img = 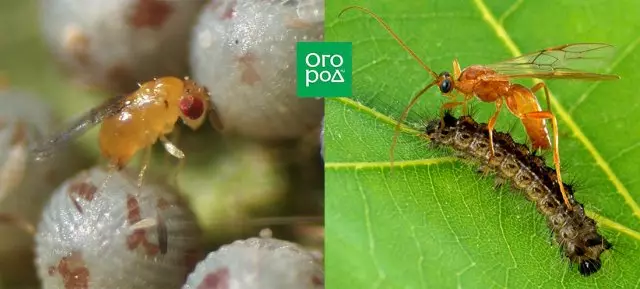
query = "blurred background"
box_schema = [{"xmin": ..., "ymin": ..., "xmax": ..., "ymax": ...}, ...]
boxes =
[{"xmin": 0, "ymin": 0, "xmax": 324, "ymax": 287}]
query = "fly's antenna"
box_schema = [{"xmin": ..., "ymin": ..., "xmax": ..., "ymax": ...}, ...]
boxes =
[
  {"xmin": 338, "ymin": 6, "xmax": 438, "ymax": 79},
  {"xmin": 389, "ymin": 82, "xmax": 436, "ymax": 173}
]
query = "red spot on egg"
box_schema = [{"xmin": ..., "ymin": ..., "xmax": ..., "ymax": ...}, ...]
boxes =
[
  {"xmin": 129, "ymin": 0, "xmax": 174, "ymax": 29},
  {"xmin": 197, "ymin": 267, "xmax": 230, "ymax": 289},
  {"xmin": 51, "ymin": 252, "xmax": 90, "ymax": 289},
  {"xmin": 67, "ymin": 180, "xmax": 98, "ymax": 213},
  {"xmin": 237, "ymin": 53, "xmax": 261, "ymax": 85},
  {"xmin": 179, "ymin": 95, "xmax": 205, "ymax": 120},
  {"xmin": 126, "ymin": 194, "xmax": 161, "ymax": 256},
  {"xmin": 68, "ymin": 182, "xmax": 98, "ymax": 201}
]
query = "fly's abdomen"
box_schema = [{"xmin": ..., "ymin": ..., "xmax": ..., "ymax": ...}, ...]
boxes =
[{"xmin": 98, "ymin": 108, "xmax": 153, "ymax": 168}]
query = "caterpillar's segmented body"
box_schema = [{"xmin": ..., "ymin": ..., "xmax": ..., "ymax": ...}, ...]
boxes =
[{"xmin": 425, "ymin": 112, "xmax": 611, "ymax": 276}]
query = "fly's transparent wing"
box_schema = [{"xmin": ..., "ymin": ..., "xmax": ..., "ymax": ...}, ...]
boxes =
[
  {"xmin": 484, "ymin": 43, "xmax": 620, "ymax": 80},
  {"xmin": 30, "ymin": 94, "xmax": 129, "ymax": 161}
]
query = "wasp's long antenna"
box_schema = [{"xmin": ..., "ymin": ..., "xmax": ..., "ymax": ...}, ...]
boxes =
[
  {"xmin": 338, "ymin": 5, "xmax": 438, "ymax": 79},
  {"xmin": 389, "ymin": 82, "xmax": 436, "ymax": 172}
]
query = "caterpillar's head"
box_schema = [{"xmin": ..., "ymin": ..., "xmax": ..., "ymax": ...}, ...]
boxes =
[{"xmin": 576, "ymin": 236, "xmax": 612, "ymax": 276}]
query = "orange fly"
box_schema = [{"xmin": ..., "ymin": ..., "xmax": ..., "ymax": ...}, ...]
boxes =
[
  {"xmin": 339, "ymin": 6, "xmax": 620, "ymax": 210},
  {"xmin": 31, "ymin": 76, "xmax": 223, "ymax": 189}
]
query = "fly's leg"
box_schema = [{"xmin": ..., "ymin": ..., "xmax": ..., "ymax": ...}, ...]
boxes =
[
  {"xmin": 137, "ymin": 146, "xmax": 152, "ymax": 188},
  {"xmin": 164, "ymin": 125, "xmax": 182, "ymax": 165},
  {"xmin": 97, "ymin": 164, "xmax": 117, "ymax": 202},
  {"xmin": 521, "ymin": 110, "xmax": 572, "ymax": 210},
  {"xmin": 159, "ymin": 135, "xmax": 185, "ymax": 159},
  {"xmin": 159, "ymin": 135, "xmax": 185, "ymax": 186}
]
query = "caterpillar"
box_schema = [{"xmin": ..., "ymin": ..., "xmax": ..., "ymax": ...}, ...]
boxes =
[{"xmin": 424, "ymin": 112, "xmax": 611, "ymax": 276}]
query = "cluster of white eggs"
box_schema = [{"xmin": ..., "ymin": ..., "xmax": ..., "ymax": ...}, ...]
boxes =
[
  {"xmin": 1, "ymin": 0, "xmax": 325, "ymax": 287},
  {"xmin": 34, "ymin": 166, "xmax": 323, "ymax": 289}
]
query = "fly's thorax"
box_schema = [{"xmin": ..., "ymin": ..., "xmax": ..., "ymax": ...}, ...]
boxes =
[
  {"xmin": 129, "ymin": 77, "xmax": 184, "ymax": 136},
  {"xmin": 151, "ymin": 76, "xmax": 185, "ymax": 126},
  {"xmin": 98, "ymin": 77, "xmax": 185, "ymax": 167}
]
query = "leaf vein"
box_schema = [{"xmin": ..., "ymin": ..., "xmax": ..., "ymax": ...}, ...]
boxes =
[
  {"xmin": 391, "ymin": 169, "xmax": 426, "ymax": 288},
  {"xmin": 498, "ymin": 192, "xmax": 517, "ymax": 286},
  {"xmin": 498, "ymin": 0, "xmax": 525, "ymax": 24},
  {"xmin": 325, "ymin": 157, "xmax": 458, "ymax": 169},
  {"xmin": 355, "ymin": 169, "xmax": 386, "ymax": 287},
  {"xmin": 332, "ymin": 97, "xmax": 420, "ymax": 134}
]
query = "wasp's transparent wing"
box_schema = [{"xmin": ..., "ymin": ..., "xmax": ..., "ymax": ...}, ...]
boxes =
[
  {"xmin": 30, "ymin": 94, "xmax": 129, "ymax": 161},
  {"xmin": 483, "ymin": 43, "xmax": 620, "ymax": 81}
]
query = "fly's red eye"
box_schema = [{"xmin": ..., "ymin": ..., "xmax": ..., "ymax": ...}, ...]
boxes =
[{"xmin": 179, "ymin": 95, "xmax": 205, "ymax": 120}]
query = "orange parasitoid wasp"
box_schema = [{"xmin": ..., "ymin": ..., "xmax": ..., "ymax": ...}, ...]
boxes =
[
  {"xmin": 30, "ymin": 76, "xmax": 223, "ymax": 191},
  {"xmin": 339, "ymin": 6, "xmax": 620, "ymax": 210}
]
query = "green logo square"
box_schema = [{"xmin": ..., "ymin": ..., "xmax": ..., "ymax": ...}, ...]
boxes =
[{"xmin": 296, "ymin": 42, "xmax": 352, "ymax": 98}]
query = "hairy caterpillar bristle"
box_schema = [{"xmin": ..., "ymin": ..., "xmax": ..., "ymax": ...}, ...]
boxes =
[{"xmin": 425, "ymin": 111, "xmax": 611, "ymax": 277}]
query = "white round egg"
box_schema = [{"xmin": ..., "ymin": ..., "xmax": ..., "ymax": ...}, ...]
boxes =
[
  {"xmin": 190, "ymin": 0, "xmax": 324, "ymax": 140},
  {"xmin": 40, "ymin": 0, "xmax": 206, "ymax": 93},
  {"xmin": 182, "ymin": 236, "xmax": 324, "ymax": 289},
  {"xmin": 0, "ymin": 89, "xmax": 87, "ymax": 284},
  {"xmin": 35, "ymin": 166, "xmax": 203, "ymax": 289}
]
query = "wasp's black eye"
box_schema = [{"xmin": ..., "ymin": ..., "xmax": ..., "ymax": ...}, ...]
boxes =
[{"xmin": 440, "ymin": 78, "xmax": 452, "ymax": 93}]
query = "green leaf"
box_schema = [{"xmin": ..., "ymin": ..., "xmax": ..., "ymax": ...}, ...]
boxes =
[{"xmin": 325, "ymin": 0, "xmax": 640, "ymax": 287}]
